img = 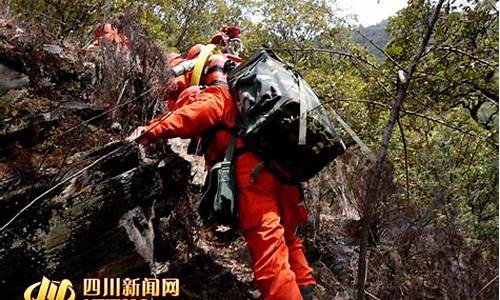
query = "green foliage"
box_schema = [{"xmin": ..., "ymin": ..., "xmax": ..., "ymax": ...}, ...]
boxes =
[
  {"xmin": 5, "ymin": 0, "xmax": 129, "ymax": 36},
  {"xmin": 139, "ymin": 0, "xmax": 254, "ymax": 52},
  {"xmin": 379, "ymin": 0, "xmax": 499, "ymax": 238}
]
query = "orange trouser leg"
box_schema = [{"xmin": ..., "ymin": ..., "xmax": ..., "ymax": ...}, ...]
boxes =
[
  {"xmin": 236, "ymin": 153, "xmax": 311, "ymax": 300},
  {"xmin": 242, "ymin": 217, "xmax": 301, "ymax": 300},
  {"xmin": 279, "ymin": 185, "xmax": 317, "ymax": 288},
  {"xmin": 285, "ymin": 234, "xmax": 316, "ymax": 288}
]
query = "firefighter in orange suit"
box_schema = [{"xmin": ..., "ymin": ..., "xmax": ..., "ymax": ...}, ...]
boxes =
[
  {"xmin": 87, "ymin": 23, "xmax": 129, "ymax": 51},
  {"xmin": 128, "ymin": 26, "xmax": 316, "ymax": 300}
]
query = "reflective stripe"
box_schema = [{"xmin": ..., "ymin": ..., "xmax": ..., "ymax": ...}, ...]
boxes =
[
  {"xmin": 206, "ymin": 65, "xmax": 225, "ymax": 74},
  {"xmin": 203, "ymin": 55, "xmax": 228, "ymax": 86}
]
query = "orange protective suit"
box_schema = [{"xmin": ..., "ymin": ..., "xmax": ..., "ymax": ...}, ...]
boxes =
[
  {"xmin": 163, "ymin": 48, "xmax": 242, "ymax": 111},
  {"xmin": 92, "ymin": 23, "xmax": 129, "ymax": 50},
  {"xmin": 140, "ymin": 56, "xmax": 315, "ymax": 300}
]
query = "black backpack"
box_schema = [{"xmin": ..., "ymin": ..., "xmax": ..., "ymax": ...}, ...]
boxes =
[
  {"xmin": 227, "ymin": 47, "xmax": 346, "ymax": 183},
  {"xmin": 198, "ymin": 47, "xmax": 346, "ymax": 226}
]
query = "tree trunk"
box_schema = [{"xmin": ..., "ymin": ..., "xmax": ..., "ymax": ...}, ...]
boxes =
[{"xmin": 356, "ymin": 1, "xmax": 446, "ymax": 299}]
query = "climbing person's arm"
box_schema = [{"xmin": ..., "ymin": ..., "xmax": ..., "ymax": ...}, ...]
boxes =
[{"xmin": 128, "ymin": 87, "xmax": 226, "ymax": 144}]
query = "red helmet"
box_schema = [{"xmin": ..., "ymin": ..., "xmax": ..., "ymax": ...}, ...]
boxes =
[
  {"xmin": 94, "ymin": 23, "xmax": 115, "ymax": 38},
  {"xmin": 92, "ymin": 23, "xmax": 129, "ymax": 50},
  {"xmin": 210, "ymin": 26, "xmax": 243, "ymax": 55}
]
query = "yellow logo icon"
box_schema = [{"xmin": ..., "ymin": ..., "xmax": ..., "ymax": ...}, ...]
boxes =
[{"xmin": 24, "ymin": 277, "xmax": 75, "ymax": 300}]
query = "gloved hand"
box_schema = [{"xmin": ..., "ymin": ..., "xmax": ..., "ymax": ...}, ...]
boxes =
[{"xmin": 126, "ymin": 126, "xmax": 149, "ymax": 145}]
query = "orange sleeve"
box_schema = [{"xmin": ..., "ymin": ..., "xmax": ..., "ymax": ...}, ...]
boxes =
[{"xmin": 143, "ymin": 87, "xmax": 227, "ymax": 141}]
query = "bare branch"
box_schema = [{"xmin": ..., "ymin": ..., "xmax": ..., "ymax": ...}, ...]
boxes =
[
  {"xmin": 333, "ymin": 99, "xmax": 498, "ymax": 147},
  {"xmin": 355, "ymin": 29, "xmax": 405, "ymax": 71},
  {"xmin": 403, "ymin": 109, "xmax": 498, "ymax": 147},
  {"xmin": 269, "ymin": 47, "xmax": 380, "ymax": 70},
  {"xmin": 436, "ymin": 45, "xmax": 499, "ymax": 67},
  {"xmin": 397, "ymin": 118, "xmax": 410, "ymax": 202},
  {"xmin": 473, "ymin": 274, "xmax": 499, "ymax": 299},
  {"xmin": 365, "ymin": 290, "xmax": 383, "ymax": 300}
]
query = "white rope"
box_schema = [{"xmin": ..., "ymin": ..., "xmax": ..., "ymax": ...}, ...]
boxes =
[{"xmin": 0, "ymin": 146, "xmax": 123, "ymax": 231}]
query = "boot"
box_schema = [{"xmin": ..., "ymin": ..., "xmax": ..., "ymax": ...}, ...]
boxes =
[{"xmin": 300, "ymin": 285, "xmax": 315, "ymax": 300}]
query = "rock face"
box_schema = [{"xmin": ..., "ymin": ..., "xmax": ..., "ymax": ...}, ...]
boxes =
[
  {"xmin": 0, "ymin": 141, "xmax": 192, "ymax": 298},
  {"xmin": 0, "ymin": 63, "xmax": 29, "ymax": 94}
]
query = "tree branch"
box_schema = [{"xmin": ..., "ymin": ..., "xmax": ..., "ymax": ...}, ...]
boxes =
[
  {"xmin": 436, "ymin": 45, "xmax": 499, "ymax": 67},
  {"xmin": 269, "ymin": 47, "xmax": 380, "ymax": 70},
  {"xmin": 355, "ymin": 28, "xmax": 405, "ymax": 71},
  {"xmin": 397, "ymin": 118, "xmax": 410, "ymax": 202},
  {"xmin": 473, "ymin": 274, "xmax": 499, "ymax": 299},
  {"xmin": 333, "ymin": 99, "xmax": 498, "ymax": 147}
]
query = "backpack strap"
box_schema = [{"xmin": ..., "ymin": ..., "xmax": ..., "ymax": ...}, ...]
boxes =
[
  {"xmin": 224, "ymin": 134, "xmax": 237, "ymax": 162},
  {"xmin": 330, "ymin": 110, "xmax": 376, "ymax": 162},
  {"xmin": 249, "ymin": 162, "xmax": 265, "ymax": 184},
  {"xmin": 248, "ymin": 159, "xmax": 297, "ymax": 185},
  {"xmin": 297, "ymin": 75, "xmax": 307, "ymax": 145},
  {"xmin": 191, "ymin": 44, "xmax": 222, "ymax": 86}
]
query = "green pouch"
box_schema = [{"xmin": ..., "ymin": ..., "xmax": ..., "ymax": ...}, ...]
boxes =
[{"xmin": 198, "ymin": 135, "xmax": 238, "ymax": 226}]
